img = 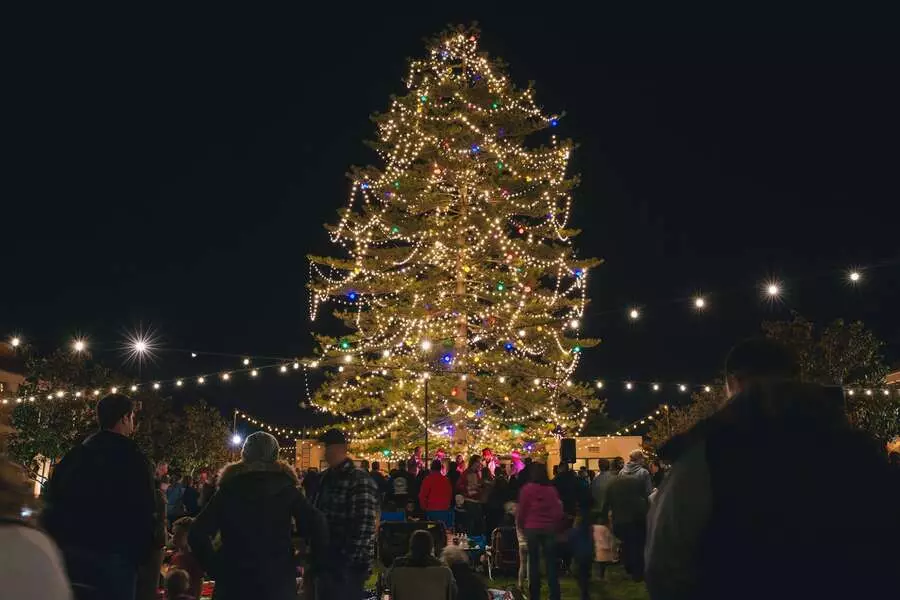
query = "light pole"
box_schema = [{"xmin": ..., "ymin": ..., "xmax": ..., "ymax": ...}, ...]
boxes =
[{"xmin": 424, "ymin": 378, "xmax": 429, "ymax": 463}]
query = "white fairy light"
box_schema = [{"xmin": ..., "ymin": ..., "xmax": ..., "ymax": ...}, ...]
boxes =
[{"xmin": 628, "ymin": 308, "xmax": 640, "ymax": 320}]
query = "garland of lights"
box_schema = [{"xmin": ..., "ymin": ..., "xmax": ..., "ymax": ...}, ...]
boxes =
[{"xmin": 303, "ymin": 28, "xmax": 601, "ymax": 449}]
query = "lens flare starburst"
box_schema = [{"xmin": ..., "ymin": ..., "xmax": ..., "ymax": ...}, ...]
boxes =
[{"xmin": 122, "ymin": 326, "xmax": 161, "ymax": 368}]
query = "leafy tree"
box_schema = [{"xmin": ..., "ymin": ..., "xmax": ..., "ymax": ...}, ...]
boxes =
[
  {"xmin": 648, "ymin": 316, "xmax": 897, "ymax": 449},
  {"xmin": 169, "ymin": 399, "xmax": 231, "ymax": 475},
  {"xmin": 646, "ymin": 388, "xmax": 727, "ymax": 450},
  {"xmin": 7, "ymin": 349, "xmax": 127, "ymax": 471},
  {"xmin": 132, "ymin": 392, "xmax": 178, "ymax": 466},
  {"xmin": 763, "ymin": 315, "xmax": 896, "ymax": 444},
  {"xmin": 306, "ymin": 26, "xmax": 601, "ymax": 452}
]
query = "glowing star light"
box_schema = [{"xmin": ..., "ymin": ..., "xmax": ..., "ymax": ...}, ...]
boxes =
[
  {"xmin": 628, "ymin": 308, "xmax": 640, "ymax": 320},
  {"xmin": 764, "ymin": 281, "xmax": 782, "ymax": 299},
  {"xmin": 10, "ymin": 336, "xmax": 21, "ymax": 347},
  {"xmin": 694, "ymin": 296, "xmax": 706, "ymax": 310},
  {"xmin": 122, "ymin": 326, "xmax": 161, "ymax": 367},
  {"xmin": 231, "ymin": 434, "xmax": 242, "ymax": 446},
  {"xmin": 848, "ymin": 270, "xmax": 861, "ymax": 283},
  {"xmin": 72, "ymin": 338, "xmax": 87, "ymax": 353}
]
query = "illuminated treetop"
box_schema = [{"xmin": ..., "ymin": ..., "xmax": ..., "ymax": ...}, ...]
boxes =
[{"xmin": 307, "ymin": 26, "xmax": 601, "ymax": 452}]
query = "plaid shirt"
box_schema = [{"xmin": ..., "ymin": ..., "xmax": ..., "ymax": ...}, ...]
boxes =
[{"xmin": 314, "ymin": 458, "xmax": 379, "ymax": 570}]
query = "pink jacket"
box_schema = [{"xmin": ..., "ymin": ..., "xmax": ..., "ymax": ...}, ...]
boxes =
[{"xmin": 516, "ymin": 482, "xmax": 564, "ymax": 532}]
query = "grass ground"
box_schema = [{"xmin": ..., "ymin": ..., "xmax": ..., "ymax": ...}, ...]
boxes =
[
  {"xmin": 487, "ymin": 565, "xmax": 649, "ymax": 600},
  {"xmin": 372, "ymin": 564, "xmax": 650, "ymax": 599}
]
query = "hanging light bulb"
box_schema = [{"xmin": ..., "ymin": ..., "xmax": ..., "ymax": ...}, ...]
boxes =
[
  {"xmin": 595, "ymin": 381, "xmax": 604, "ymax": 389},
  {"xmin": 679, "ymin": 384, "xmax": 687, "ymax": 392},
  {"xmin": 10, "ymin": 336, "xmax": 21, "ymax": 347},
  {"xmin": 694, "ymin": 296, "xmax": 706, "ymax": 310},
  {"xmin": 251, "ymin": 369, "xmax": 258, "ymax": 377},
  {"xmin": 625, "ymin": 382, "xmax": 633, "ymax": 390},
  {"xmin": 628, "ymin": 308, "xmax": 640, "ymax": 320},
  {"xmin": 652, "ymin": 383, "xmax": 660, "ymax": 391},
  {"xmin": 848, "ymin": 270, "xmax": 861, "ymax": 283}
]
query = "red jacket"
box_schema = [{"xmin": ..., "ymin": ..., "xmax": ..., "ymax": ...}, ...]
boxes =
[{"xmin": 418, "ymin": 471, "xmax": 453, "ymax": 511}]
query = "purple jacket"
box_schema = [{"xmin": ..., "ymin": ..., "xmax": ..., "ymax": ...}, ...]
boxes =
[{"xmin": 516, "ymin": 482, "xmax": 563, "ymax": 532}]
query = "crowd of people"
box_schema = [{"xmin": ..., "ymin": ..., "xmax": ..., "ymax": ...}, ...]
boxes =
[{"xmin": 1, "ymin": 337, "xmax": 899, "ymax": 600}]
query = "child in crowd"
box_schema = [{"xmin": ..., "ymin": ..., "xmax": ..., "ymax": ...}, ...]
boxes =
[
  {"xmin": 592, "ymin": 513, "xmax": 616, "ymax": 580},
  {"xmin": 165, "ymin": 569, "xmax": 194, "ymax": 600},
  {"xmin": 170, "ymin": 517, "xmax": 204, "ymax": 599}
]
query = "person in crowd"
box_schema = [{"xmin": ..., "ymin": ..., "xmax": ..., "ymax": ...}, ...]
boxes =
[
  {"xmin": 447, "ymin": 454, "xmax": 463, "ymax": 493},
  {"xmin": 164, "ymin": 569, "xmax": 193, "ymax": 600},
  {"xmin": 412, "ymin": 446, "xmax": 425, "ymax": 471},
  {"xmin": 301, "ymin": 467, "xmax": 320, "ymax": 499},
  {"xmin": 570, "ymin": 497, "xmax": 596, "ymax": 600},
  {"xmin": 387, "ymin": 530, "xmax": 456, "ymax": 600},
  {"xmin": 411, "ymin": 457, "xmax": 427, "ymax": 491},
  {"xmin": 182, "ymin": 475, "xmax": 200, "ymax": 516},
  {"xmin": 517, "ymin": 462, "xmax": 563, "ymax": 600},
  {"xmin": 485, "ymin": 467, "xmax": 510, "ymax": 533},
  {"xmin": 461, "ymin": 455, "xmax": 486, "ymax": 535},
  {"xmin": 359, "ymin": 459, "xmax": 370, "ymax": 473},
  {"xmin": 442, "ymin": 545, "xmax": 489, "ymax": 599},
  {"xmin": 591, "ymin": 458, "xmax": 616, "ymax": 508},
  {"xmin": 602, "ymin": 452, "xmax": 650, "ymax": 581},
  {"xmin": 612, "ymin": 456, "xmax": 625, "ymax": 473},
  {"xmin": 166, "ymin": 472, "xmax": 187, "ymax": 524},
  {"xmin": 155, "ymin": 462, "xmax": 169, "ymax": 481},
  {"xmin": 170, "ymin": 517, "xmax": 203, "ymax": 600},
  {"xmin": 388, "ymin": 459, "xmax": 415, "ymax": 510},
  {"xmin": 137, "ymin": 475, "xmax": 169, "ymax": 600},
  {"xmin": 648, "ymin": 458, "xmax": 665, "ymax": 489},
  {"xmin": 198, "ymin": 471, "xmax": 216, "ymax": 508},
  {"xmin": 552, "ymin": 461, "xmax": 579, "ymax": 517},
  {"xmin": 481, "ymin": 447, "xmax": 497, "ymax": 480},
  {"xmin": 0, "ymin": 457, "xmax": 72, "ymax": 600},
  {"xmin": 646, "ymin": 338, "xmax": 900, "ymax": 599},
  {"xmin": 42, "ymin": 394, "xmax": 156, "ymax": 600},
  {"xmin": 313, "ymin": 429, "xmax": 379, "ymax": 600},
  {"xmin": 510, "ymin": 450, "xmax": 526, "ymax": 477},
  {"xmin": 619, "ymin": 449, "xmax": 653, "ymax": 497},
  {"xmin": 189, "ymin": 431, "xmax": 327, "ymax": 600},
  {"xmin": 419, "ymin": 459, "xmax": 453, "ymax": 515},
  {"xmin": 370, "ymin": 460, "xmax": 390, "ymax": 501}
]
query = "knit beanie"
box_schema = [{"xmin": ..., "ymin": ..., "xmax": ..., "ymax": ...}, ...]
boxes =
[{"xmin": 241, "ymin": 431, "xmax": 280, "ymax": 463}]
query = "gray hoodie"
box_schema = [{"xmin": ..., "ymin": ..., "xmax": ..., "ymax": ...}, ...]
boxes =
[{"xmin": 619, "ymin": 461, "xmax": 653, "ymax": 497}]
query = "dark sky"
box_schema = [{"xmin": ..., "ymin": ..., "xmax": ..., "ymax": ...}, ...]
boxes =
[{"xmin": 4, "ymin": 7, "xmax": 899, "ymax": 430}]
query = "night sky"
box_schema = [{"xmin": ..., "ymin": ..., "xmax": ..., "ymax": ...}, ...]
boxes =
[{"xmin": 4, "ymin": 8, "xmax": 899, "ymax": 431}]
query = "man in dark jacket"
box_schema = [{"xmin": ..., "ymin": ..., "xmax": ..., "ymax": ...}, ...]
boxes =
[
  {"xmin": 602, "ymin": 464, "xmax": 650, "ymax": 581},
  {"xmin": 388, "ymin": 459, "xmax": 415, "ymax": 510},
  {"xmin": 552, "ymin": 461, "xmax": 580, "ymax": 516},
  {"xmin": 313, "ymin": 429, "xmax": 379, "ymax": 600},
  {"xmin": 42, "ymin": 393, "xmax": 157, "ymax": 600},
  {"xmin": 645, "ymin": 338, "xmax": 900, "ymax": 600},
  {"xmin": 189, "ymin": 431, "xmax": 327, "ymax": 600}
]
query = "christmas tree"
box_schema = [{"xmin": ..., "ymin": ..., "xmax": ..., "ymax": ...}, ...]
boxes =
[{"xmin": 307, "ymin": 26, "xmax": 600, "ymax": 455}]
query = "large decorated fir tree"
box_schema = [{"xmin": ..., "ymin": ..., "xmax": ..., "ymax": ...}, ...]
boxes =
[{"xmin": 307, "ymin": 27, "xmax": 600, "ymax": 454}]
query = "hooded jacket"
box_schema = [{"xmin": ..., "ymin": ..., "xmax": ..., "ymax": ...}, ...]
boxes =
[
  {"xmin": 189, "ymin": 460, "xmax": 328, "ymax": 600},
  {"xmin": 619, "ymin": 461, "xmax": 653, "ymax": 497},
  {"xmin": 645, "ymin": 381, "xmax": 900, "ymax": 600}
]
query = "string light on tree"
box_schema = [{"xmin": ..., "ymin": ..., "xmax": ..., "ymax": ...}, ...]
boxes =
[{"xmin": 304, "ymin": 26, "xmax": 600, "ymax": 449}]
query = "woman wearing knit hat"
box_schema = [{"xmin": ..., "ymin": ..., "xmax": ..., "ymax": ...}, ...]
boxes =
[{"xmin": 189, "ymin": 432, "xmax": 328, "ymax": 599}]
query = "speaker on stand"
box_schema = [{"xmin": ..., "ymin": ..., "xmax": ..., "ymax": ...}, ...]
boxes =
[{"xmin": 560, "ymin": 438, "xmax": 576, "ymax": 464}]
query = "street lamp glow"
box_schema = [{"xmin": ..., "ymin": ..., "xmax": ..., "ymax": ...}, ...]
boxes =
[
  {"xmin": 73, "ymin": 339, "xmax": 87, "ymax": 353},
  {"xmin": 765, "ymin": 281, "xmax": 782, "ymax": 297},
  {"xmin": 231, "ymin": 434, "xmax": 242, "ymax": 446}
]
